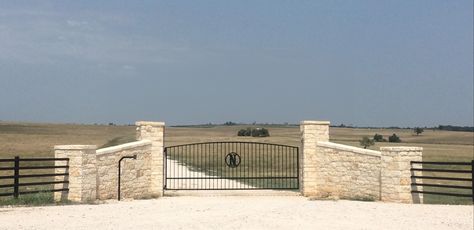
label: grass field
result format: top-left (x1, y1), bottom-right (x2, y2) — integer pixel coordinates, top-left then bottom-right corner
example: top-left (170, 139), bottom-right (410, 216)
top-left (0, 122), bottom-right (472, 204)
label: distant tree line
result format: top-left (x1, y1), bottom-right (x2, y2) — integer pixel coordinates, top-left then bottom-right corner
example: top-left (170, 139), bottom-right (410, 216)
top-left (438, 125), bottom-right (474, 132)
top-left (336, 124), bottom-right (473, 132)
top-left (173, 122), bottom-right (473, 132)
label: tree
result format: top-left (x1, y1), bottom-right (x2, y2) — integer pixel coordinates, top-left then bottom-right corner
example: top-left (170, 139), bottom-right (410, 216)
top-left (414, 127), bottom-right (424, 136)
top-left (224, 121), bottom-right (236, 126)
top-left (373, 134), bottom-right (384, 142)
top-left (359, 136), bottom-right (375, 149)
top-left (388, 134), bottom-right (401, 143)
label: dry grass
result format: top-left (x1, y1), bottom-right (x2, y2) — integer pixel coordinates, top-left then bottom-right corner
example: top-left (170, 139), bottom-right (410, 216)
top-left (1, 122), bottom-right (472, 161)
top-left (0, 122), bottom-right (472, 204)
top-left (0, 122), bottom-right (135, 158)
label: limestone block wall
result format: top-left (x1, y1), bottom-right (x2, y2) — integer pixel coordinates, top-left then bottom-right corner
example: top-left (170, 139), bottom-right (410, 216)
top-left (54, 145), bottom-right (97, 202)
top-left (54, 121), bottom-right (165, 203)
top-left (381, 147), bottom-right (423, 203)
top-left (315, 142), bottom-right (381, 200)
top-left (300, 120), bottom-right (423, 203)
top-left (136, 121), bottom-right (165, 197)
top-left (95, 140), bottom-right (152, 200)
top-left (300, 121), bottom-right (330, 196)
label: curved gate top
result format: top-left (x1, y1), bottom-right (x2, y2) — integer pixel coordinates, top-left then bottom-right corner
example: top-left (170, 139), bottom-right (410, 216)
top-left (164, 142), bottom-right (299, 190)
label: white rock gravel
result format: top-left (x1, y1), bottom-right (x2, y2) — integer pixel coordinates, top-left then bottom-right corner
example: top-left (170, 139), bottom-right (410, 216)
top-left (0, 196), bottom-right (472, 230)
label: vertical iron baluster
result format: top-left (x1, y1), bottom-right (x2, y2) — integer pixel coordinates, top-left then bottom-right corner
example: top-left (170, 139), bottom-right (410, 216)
top-left (239, 142), bottom-right (242, 189)
top-left (271, 144), bottom-right (274, 189)
top-left (213, 142), bottom-right (215, 189)
top-left (232, 142), bottom-right (235, 189)
top-left (164, 148), bottom-right (167, 189)
top-left (296, 147), bottom-right (300, 189)
top-left (222, 142), bottom-right (225, 189)
top-left (199, 144), bottom-right (202, 189)
top-left (176, 146), bottom-right (178, 189)
top-left (265, 144), bottom-right (268, 189)
top-left (278, 145), bottom-right (281, 189)
top-left (214, 142), bottom-right (216, 189)
top-left (194, 144), bottom-right (196, 189)
top-left (260, 143), bottom-right (262, 188)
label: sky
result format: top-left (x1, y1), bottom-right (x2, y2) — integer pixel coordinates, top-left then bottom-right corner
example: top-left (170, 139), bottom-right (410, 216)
top-left (0, 1), bottom-right (472, 127)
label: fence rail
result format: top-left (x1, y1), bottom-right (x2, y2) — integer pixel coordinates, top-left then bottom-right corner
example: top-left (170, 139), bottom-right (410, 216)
top-left (410, 160), bottom-right (473, 202)
top-left (0, 156), bottom-right (69, 198)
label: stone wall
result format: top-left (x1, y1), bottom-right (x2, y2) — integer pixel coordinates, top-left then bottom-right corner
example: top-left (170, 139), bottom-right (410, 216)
top-left (300, 120), bottom-right (423, 203)
top-left (315, 142), bottom-right (381, 200)
top-left (54, 119), bottom-right (422, 204)
top-left (96, 140), bottom-right (152, 200)
top-left (381, 147), bottom-right (423, 203)
top-left (54, 145), bottom-right (97, 203)
top-left (54, 121), bottom-right (165, 203)
top-left (300, 121), bottom-right (330, 196)
top-left (136, 121), bottom-right (165, 197)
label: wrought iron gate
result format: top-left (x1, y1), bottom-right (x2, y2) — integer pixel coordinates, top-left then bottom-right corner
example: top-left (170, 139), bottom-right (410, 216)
top-left (164, 142), bottom-right (299, 190)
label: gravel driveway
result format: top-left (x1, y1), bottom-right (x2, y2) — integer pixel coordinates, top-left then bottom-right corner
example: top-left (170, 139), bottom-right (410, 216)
top-left (0, 196), bottom-right (472, 230)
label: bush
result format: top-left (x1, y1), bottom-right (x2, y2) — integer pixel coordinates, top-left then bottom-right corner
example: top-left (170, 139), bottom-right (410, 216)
top-left (414, 127), bottom-right (424, 136)
top-left (388, 134), bottom-right (401, 143)
top-left (237, 129), bottom-right (246, 136)
top-left (373, 134), bottom-right (384, 142)
top-left (237, 128), bottom-right (270, 137)
top-left (359, 136), bottom-right (375, 149)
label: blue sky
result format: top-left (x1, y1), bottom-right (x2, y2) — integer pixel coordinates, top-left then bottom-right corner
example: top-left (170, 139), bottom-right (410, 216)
top-left (0, 1), bottom-right (472, 126)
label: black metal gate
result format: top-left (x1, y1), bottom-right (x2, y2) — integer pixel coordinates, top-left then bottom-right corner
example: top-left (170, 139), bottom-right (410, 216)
top-left (164, 142), bottom-right (299, 190)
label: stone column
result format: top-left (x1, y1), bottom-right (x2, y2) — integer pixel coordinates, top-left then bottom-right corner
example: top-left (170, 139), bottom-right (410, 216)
top-left (300, 120), bottom-right (330, 196)
top-left (136, 121), bottom-right (165, 197)
top-left (380, 147), bottom-right (423, 203)
top-left (54, 145), bottom-right (97, 203)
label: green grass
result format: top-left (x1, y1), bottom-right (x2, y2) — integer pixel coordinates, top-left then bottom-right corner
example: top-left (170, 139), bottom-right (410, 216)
top-left (0, 192), bottom-right (52, 206)
top-left (0, 184), bottom-right (71, 206)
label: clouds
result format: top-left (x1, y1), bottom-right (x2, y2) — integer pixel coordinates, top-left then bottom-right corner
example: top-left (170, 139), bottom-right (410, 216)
top-left (0, 1), bottom-right (472, 126)
top-left (66, 20), bottom-right (88, 27)
top-left (0, 6), bottom-right (185, 75)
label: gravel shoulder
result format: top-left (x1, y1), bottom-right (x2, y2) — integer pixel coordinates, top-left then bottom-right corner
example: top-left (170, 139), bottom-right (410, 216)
top-left (0, 196), bottom-right (472, 230)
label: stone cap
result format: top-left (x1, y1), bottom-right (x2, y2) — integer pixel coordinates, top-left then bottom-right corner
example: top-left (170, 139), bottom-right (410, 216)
top-left (300, 120), bottom-right (330, 125)
top-left (317, 141), bottom-right (381, 157)
top-left (54, 145), bottom-right (97, 150)
top-left (135, 121), bottom-right (165, 127)
top-left (380, 146), bottom-right (423, 151)
top-left (96, 140), bottom-right (152, 155)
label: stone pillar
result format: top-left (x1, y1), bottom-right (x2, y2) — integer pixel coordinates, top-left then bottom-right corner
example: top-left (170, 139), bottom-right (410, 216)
top-left (300, 120), bottom-right (330, 196)
top-left (54, 145), bottom-right (97, 203)
top-left (136, 121), bottom-right (165, 197)
top-left (380, 147), bottom-right (423, 203)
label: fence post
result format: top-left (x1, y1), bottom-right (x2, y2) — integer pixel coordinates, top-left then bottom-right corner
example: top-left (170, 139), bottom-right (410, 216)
top-left (13, 156), bottom-right (19, 199)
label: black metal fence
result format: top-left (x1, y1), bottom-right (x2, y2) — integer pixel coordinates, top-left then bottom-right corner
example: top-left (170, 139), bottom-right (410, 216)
top-left (0, 156), bottom-right (69, 198)
top-left (410, 160), bottom-right (473, 202)
top-left (165, 142), bottom-right (299, 190)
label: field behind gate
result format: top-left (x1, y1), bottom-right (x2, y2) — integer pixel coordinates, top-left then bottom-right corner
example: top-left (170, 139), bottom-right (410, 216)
top-left (0, 122), bottom-right (472, 204)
